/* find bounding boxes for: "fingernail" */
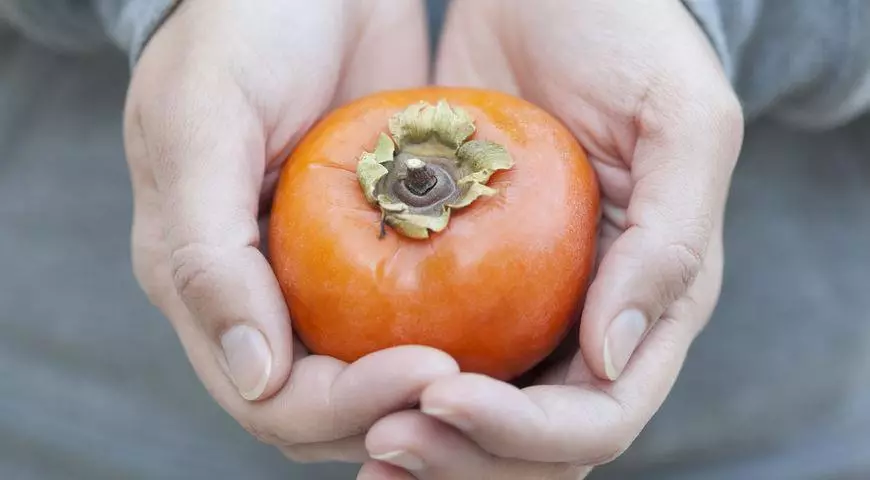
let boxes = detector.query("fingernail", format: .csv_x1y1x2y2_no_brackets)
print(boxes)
421,407,474,431
220,325,272,400
371,450,425,471
603,310,648,380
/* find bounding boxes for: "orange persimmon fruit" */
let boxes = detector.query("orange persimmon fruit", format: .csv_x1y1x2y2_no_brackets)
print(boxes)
268,87,599,381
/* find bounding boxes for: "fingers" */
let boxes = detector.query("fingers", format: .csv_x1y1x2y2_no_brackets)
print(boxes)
364,411,588,480
579,84,744,381
415,365,641,465
281,435,369,464
358,461,416,480
127,72,295,401
171,342,458,462
422,373,618,464
217,346,459,448
252,347,459,466
570,3,745,383
417,251,723,466
126,2,306,403
152,290,459,457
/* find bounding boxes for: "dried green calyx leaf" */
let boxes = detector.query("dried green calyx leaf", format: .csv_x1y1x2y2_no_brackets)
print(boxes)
356,100,514,239
389,209,452,240
356,133,394,204
389,100,475,154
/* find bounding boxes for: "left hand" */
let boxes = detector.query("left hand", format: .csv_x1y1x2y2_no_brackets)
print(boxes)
124,0,446,466
358,1,744,478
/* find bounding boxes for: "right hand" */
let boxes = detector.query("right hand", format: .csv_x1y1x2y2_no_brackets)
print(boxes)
123,0,458,463
358,0,744,477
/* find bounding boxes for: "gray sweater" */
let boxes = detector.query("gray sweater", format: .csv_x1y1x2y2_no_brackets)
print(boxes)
3,0,870,127
0,0,176,62
1,1,869,479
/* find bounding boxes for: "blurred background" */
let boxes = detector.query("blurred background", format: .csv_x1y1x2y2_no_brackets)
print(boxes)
2,1,869,479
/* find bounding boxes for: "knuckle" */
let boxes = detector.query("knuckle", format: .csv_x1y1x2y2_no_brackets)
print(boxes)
644,216,710,304
122,107,149,168
650,82,745,155
556,464,592,480
581,406,637,466
714,88,745,131
130,229,177,314
708,90,746,163
498,461,583,480
238,419,282,446
687,79,743,123
169,242,220,303
131,249,161,303
666,233,706,288
584,436,633,467
280,446,318,464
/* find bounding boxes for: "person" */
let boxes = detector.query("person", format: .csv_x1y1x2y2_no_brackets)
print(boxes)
1,0,869,479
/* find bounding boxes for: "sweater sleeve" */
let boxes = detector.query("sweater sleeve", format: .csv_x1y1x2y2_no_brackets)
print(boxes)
683,0,870,130
0,0,177,65
91,0,179,64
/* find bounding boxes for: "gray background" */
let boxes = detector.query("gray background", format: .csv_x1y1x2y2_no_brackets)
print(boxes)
2,2,869,478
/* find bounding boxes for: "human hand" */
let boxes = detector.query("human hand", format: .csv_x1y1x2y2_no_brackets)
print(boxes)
123,0,460,463
359,0,744,478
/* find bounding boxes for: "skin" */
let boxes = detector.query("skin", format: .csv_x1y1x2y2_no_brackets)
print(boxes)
124,0,743,477
269,87,599,382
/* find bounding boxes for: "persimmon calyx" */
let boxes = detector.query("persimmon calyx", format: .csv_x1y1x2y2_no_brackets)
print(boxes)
356,100,514,239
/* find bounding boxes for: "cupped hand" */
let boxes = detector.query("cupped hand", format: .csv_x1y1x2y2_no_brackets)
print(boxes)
123,0,459,463
360,0,744,478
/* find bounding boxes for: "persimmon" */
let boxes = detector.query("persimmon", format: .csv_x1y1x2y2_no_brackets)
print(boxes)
268,87,599,381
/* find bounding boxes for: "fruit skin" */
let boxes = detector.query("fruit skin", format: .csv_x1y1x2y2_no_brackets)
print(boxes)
268,87,599,381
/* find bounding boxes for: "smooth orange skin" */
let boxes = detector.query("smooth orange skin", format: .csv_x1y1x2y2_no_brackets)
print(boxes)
269,87,599,381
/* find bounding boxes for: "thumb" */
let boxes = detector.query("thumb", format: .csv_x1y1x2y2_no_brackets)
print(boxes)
126,75,295,402
581,90,744,381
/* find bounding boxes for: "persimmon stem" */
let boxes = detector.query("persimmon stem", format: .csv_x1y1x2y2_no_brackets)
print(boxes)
355,100,514,239
404,158,438,196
